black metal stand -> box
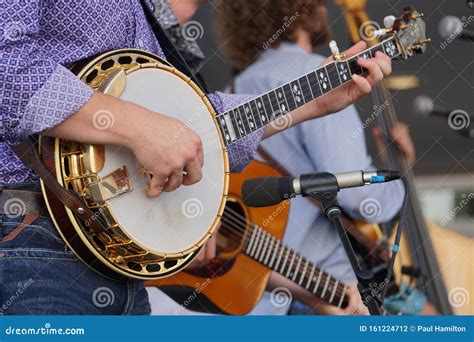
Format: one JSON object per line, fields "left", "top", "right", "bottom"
{"left": 304, "top": 181, "right": 383, "bottom": 315}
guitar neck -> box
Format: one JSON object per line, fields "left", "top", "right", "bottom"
{"left": 217, "top": 36, "right": 401, "bottom": 146}
{"left": 243, "top": 225, "right": 349, "bottom": 309}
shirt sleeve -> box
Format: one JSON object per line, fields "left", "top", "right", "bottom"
{"left": 0, "top": 2, "right": 94, "bottom": 144}
{"left": 207, "top": 92, "right": 264, "bottom": 173}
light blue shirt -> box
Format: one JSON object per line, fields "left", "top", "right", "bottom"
{"left": 232, "top": 42, "right": 405, "bottom": 315}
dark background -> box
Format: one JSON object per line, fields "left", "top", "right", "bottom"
{"left": 192, "top": 0, "right": 473, "bottom": 177}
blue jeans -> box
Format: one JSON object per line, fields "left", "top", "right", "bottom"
{"left": 0, "top": 183, "right": 150, "bottom": 315}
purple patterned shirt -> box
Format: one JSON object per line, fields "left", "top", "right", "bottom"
{"left": 0, "top": 0, "right": 262, "bottom": 185}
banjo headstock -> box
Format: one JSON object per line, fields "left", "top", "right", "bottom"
{"left": 383, "top": 7, "right": 431, "bottom": 59}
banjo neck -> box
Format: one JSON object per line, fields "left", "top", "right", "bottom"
{"left": 216, "top": 37, "right": 401, "bottom": 146}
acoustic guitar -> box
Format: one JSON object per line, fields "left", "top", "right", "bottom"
{"left": 146, "top": 161, "right": 350, "bottom": 315}
{"left": 26, "top": 8, "right": 428, "bottom": 280}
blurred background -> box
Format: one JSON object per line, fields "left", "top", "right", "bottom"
{"left": 191, "top": 0, "right": 473, "bottom": 237}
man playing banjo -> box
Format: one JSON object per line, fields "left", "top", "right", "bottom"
{"left": 0, "top": 0, "right": 391, "bottom": 314}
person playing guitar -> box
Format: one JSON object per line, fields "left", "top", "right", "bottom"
{"left": 213, "top": 0, "right": 430, "bottom": 315}
{"left": 0, "top": 0, "right": 391, "bottom": 315}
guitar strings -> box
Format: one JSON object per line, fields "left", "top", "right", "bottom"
{"left": 220, "top": 206, "right": 347, "bottom": 301}
{"left": 220, "top": 207, "right": 347, "bottom": 302}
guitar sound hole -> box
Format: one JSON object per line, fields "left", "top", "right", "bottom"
{"left": 219, "top": 200, "right": 247, "bottom": 253}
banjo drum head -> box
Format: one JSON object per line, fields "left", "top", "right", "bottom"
{"left": 99, "top": 66, "right": 226, "bottom": 255}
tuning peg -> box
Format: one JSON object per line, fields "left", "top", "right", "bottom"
{"left": 384, "top": 15, "right": 396, "bottom": 28}
{"left": 417, "top": 38, "right": 431, "bottom": 45}
{"left": 329, "top": 40, "right": 346, "bottom": 61}
{"left": 411, "top": 12, "right": 424, "bottom": 20}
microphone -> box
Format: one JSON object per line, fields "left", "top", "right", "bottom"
{"left": 438, "top": 16, "right": 474, "bottom": 41}
{"left": 242, "top": 170, "right": 400, "bottom": 208}
{"left": 413, "top": 95, "right": 473, "bottom": 119}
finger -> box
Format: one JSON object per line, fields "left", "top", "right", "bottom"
{"left": 163, "top": 170, "right": 184, "bottom": 192}
{"left": 206, "top": 233, "right": 217, "bottom": 260}
{"left": 372, "top": 127, "right": 387, "bottom": 155}
{"left": 375, "top": 50, "right": 391, "bottom": 64}
{"left": 343, "top": 41, "right": 368, "bottom": 58}
{"left": 196, "top": 142, "right": 204, "bottom": 167}
{"left": 374, "top": 52, "right": 392, "bottom": 76}
{"left": 182, "top": 160, "right": 203, "bottom": 186}
{"left": 351, "top": 74, "right": 372, "bottom": 95}
{"left": 147, "top": 174, "right": 166, "bottom": 197}
{"left": 357, "top": 58, "right": 384, "bottom": 84}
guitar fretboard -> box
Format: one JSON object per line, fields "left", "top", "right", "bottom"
{"left": 217, "top": 37, "right": 400, "bottom": 145}
{"left": 244, "top": 225, "right": 349, "bottom": 308}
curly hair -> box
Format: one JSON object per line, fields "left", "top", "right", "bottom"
{"left": 215, "top": 0, "right": 330, "bottom": 71}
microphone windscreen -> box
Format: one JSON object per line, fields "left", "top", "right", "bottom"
{"left": 242, "top": 177, "right": 293, "bottom": 207}
{"left": 438, "top": 16, "right": 463, "bottom": 39}
{"left": 413, "top": 95, "right": 433, "bottom": 117}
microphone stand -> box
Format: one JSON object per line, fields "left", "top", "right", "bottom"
{"left": 304, "top": 181, "right": 384, "bottom": 316}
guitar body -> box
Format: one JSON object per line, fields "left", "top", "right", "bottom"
{"left": 146, "top": 161, "right": 289, "bottom": 315}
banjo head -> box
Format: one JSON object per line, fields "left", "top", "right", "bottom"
{"left": 41, "top": 50, "right": 229, "bottom": 279}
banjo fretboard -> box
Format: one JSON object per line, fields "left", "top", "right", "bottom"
{"left": 217, "top": 37, "right": 400, "bottom": 145}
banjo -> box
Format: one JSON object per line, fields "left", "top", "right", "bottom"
{"left": 31, "top": 8, "right": 428, "bottom": 280}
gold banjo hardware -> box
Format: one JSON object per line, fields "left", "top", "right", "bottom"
{"left": 40, "top": 49, "right": 229, "bottom": 280}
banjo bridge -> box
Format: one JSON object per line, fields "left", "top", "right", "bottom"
{"left": 88, "top": 166, "right": 132, "bottom": 203}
